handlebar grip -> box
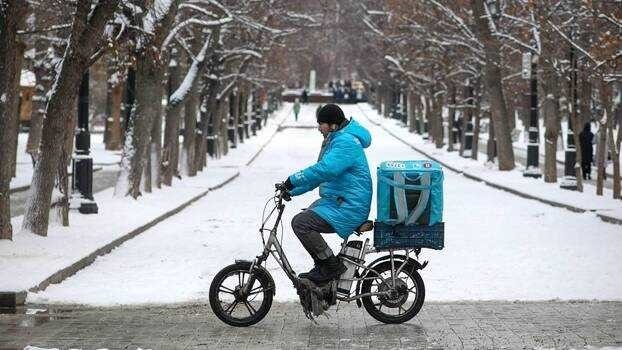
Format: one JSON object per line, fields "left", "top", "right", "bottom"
{"left": 282, "top": 191, "right": 291, "bottom": 202}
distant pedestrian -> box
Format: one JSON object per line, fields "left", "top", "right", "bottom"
{"left": 293, "top": 98, "right": 301, "bottom": 121}
{"left": 579, "top": 122, "right": 594, "bottom": 180}
{"left": 301, "top": 89, "right": 309, "bottom": 104}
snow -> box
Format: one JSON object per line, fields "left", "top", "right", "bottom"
{"left": 11, "top": 133, "right": 122, "bottom": 191}
{"left": 26, "top": 103, "right": 622, "bottom": 306}
{"left": 2, "top": 105, "right": 291, "bottom": 294}
{"left": 20, "top": 69, "right": 36, "bottom": 87}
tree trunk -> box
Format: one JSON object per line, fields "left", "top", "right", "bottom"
{"left": 26, "top": 13, "right": 53, "bottom": 165}
{"left": 423, "top": 96, "right": 431, "bottom": 139}
{"left": 613, "top": 83, "right": 622, "bottom": 200}
{"left": 182, "top": 83, "right": 198, "bottom": 176}
{"left": 541, "top": 60, "right": 560, "bottom": 182}
{"left": 471, "top": 88, "right": 481, "bottom": 161}
{"left": 149, "top": 81, "right": 164, "bottom": 189}
{"left": 447, "top": 84, "right": 456, "bottom": 151}
{"left": 603, "top": 84, "right": 620, "bottom": 199}
{"left": 118, "top": 57, "right": 164, "bottom": 197}
{"left": 104, "top": 59, "right": 123, "bottom": 151}
{"left": 232, "top": 88, "right": 240, "bottom": 146}
{"left": 220, "top": 97, "right": 229, "bottom": 156}
{"left": 433, "top": 92, "right": 444, "bottom": 148}
{"left": 472, "top": 0, "right": 515, "bottom": 170}
{"left": 0, "top": 0, "right": 27, "bottom": 240}
{"left": 595, "top": 83, "right": 608, "bottom": 196}
{"left": 23, "top": 0, "right": 119, "bottom": 235}
{"left": 162, "top": 53, "right": 183, "bottom": 186}
{"left": 487, "top": 114, "right": 496, "bottom": 162}
{"left": 407, "top": 91, "right": 416, "bottom": 133}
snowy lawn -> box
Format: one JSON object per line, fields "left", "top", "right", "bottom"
{"left": 1, "top": 104, "right": 292, "bottom": 293}
{"left": 11, "top": 133, "right": 122, "bottom": 191}
{"left": 358, "top": 104, "right": 622, "bottom": 222}
{"left": 28, "top": 103, "right": 622, "bottom": 306}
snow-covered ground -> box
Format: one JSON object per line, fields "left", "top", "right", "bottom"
{"left": 11, "top": 133, "right": 122, "bottom": 191}
{"left": 1, "top": 104, "right": 291, "bottom": 293}
{"left": 27, "top": 103, "right": 622, "bottom": 306}
{"left": 360, "top": 104, "right": 622, "bottom": 222}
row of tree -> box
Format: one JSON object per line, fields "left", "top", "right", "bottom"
{"left": 353, "top": 0, "right": 620, "bottom": 198}
{"left": 0, "top": 0, "right": 316, "bottom": 240}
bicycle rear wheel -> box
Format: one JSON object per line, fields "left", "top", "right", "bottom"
{"left": 360, "top": 260, "right": 425, "bottom": 324}
{"left": 209, "top": 262, "right": 274, "bottom": 327}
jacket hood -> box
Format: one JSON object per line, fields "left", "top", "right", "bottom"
{"left": 340, "top": 118, "right": 371, "bottom": 148}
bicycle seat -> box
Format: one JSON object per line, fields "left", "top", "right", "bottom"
{"left": 354, "top": 220, "right": 374, "bottom": 235}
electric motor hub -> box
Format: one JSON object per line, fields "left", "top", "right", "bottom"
{"left": 378, "top": 278, "right": 409, "bottom": 308}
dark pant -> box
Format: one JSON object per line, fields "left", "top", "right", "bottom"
{"left": 582, "top": 162, "right": 591, "bottom": 180}
{"left": 292, "top": 210, "right": 336, "bottom": 260}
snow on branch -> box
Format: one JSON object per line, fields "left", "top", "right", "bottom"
{"left": 384, "top": 55, "right": 433, "bottom": 84}
{"left": 161, "top": 16, "right": 232, "bottom": 50}
{"left": 179, "top": 3, "right": 219, "bottom": 18}
{"left": 143, "top": 0, "right": 174, "bottom": 34}
{"left": 234, "top": 15, "right": 282, "bottom": 35}
{"left": 169, "top": 37, "right": 211, "bottom": 105}
{"left": 547, "top": 20, "right": 601, "bottom": 65}
{"left": 501, "top": 13, "right": 538, "bottom": 28}
{"left": 361, "top": 16, "right": 384, "bottom": 37}
{"left": 426, "top": 0, "right": 478, "bottom": 43}
{"left": 493, "top": 32, "right": 538, "bottom": 54}
{"left": 284, "top": 11, "right": 316, "bottom": 24}
{"left": 220, "top": 49, "right": 262, "bottom": 62}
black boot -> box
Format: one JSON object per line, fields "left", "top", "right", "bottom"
{"left": 305, "top": 256, "right": 347, "bottom": 284}
{"left": 298, "top": 257, "right": 321, "bottom": 280}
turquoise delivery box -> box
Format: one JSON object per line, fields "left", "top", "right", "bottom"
{"left": 374, "top": 160, "right": 444, "bottom": 250}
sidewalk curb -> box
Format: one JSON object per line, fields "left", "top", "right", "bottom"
{"left": 358, "top": 105, "right": 621, "bottom": 226}
{"left": 1, "top": 107, "right": 293, "bottom": 308}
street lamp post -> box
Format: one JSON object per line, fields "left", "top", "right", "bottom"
{"left": 72, "top": 70, "right": 98, "bottom": 214}
{"left": 560, "top": 45, "right": 578, "bottom": 190}
{"left": 524, "top": 53, "right": 542, "bottom": 178}
{"left": 461, "top": 80, "right": 474, "bottom": 158}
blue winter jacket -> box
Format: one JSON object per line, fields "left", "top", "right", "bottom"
{"left": 288, "top": 118, "right": 373, "bottom": 239}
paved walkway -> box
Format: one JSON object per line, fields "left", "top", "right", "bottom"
{"left": 1, "top": 301, "right": 620, "bottom": 349}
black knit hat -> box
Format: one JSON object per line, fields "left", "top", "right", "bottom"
{"left": 316, "top": 104, "right": 346, "bottom": 125}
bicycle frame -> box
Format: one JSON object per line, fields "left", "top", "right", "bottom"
{"left": 242, "top": 189, "right": 420, "bottom": 302}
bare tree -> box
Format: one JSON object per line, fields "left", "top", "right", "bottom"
{"left": 0, "top": 0, "right": 28, "bottom": 240}
{"left": 22, "top": 0, "right": 120, "bottom": 236}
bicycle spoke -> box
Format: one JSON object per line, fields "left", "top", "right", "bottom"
{"left": 373, "top": 302, "right": 383, "bottom": 311}
{"left": 248, "top": 286, "right": 265, "bottom": 296}
{"left": 219, "top": 286, "right": 235, "bottom": 294}
{"left": 224, "top": 300, "right": 239, "bottom": 315}
{"left": 243, "top": 301, "right": 257, "bottom": 316}
{"left": 399, "top": 305, "right": 405, "bottom": 315}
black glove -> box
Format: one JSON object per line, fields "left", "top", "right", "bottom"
{"left": 283, "top": 177, "right": 293, "bottom": 190}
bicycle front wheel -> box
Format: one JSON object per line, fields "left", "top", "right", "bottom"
{"left": 209, "top": 262, "right": 274, "bottom": 327}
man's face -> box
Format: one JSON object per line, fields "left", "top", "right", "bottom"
{"left": 317, "top": 122, "right": 333, "bottom": 137}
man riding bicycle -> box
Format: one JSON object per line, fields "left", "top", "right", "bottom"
{"left": 283, "top": 104, "right": 372, "bottom": 283}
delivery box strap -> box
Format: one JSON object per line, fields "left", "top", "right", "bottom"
{"left": 388, "top": 173, "right": 431, "bottom": 225}
{"left": 378, "top": 175, "right": 432, "bottom": 191}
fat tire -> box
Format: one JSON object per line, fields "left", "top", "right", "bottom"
{"left": 361, "top": 260, "right": 425, "bottom": 324}
{"left": 209, "top": 262, "right": 273, "bottom": 327}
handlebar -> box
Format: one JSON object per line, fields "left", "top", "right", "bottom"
{"left": 275, "top": 183, "right": 291, "bottom": 202}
